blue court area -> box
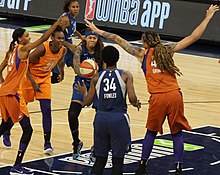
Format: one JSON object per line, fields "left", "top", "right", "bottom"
{"left": 0, "top": 126, "right": 219, "bottom": 175}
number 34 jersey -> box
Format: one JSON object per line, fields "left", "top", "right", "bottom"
{"left": 95, "top": 69, "right": 127, "bottom": 113}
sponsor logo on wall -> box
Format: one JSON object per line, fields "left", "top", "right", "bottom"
{"left": 0, "top": 0, "right": 31, "bottom": 11}
{"left": 84, "top": 0, "right": 171, "bottom": 29}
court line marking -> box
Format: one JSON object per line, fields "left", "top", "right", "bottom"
{"left": 210, "top": 160, "right": 220, "bottom": 166}
{"left": 169, "top": 167, "right": 194, "bottom": 172}
{"left": 0, "top": 125, "right": 219, "bottom": 169}
{"left": 26, "top": 167, "right": 60, "bottom": 175}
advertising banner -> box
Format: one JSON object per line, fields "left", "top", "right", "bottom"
{"left": 0, "top": 0, "right": 219, "bottom": 42}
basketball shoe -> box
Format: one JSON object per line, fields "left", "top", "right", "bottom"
{"left": 73, "top": 140, "right": 83, "bottom": 159}
{"left": 175, "top": 162, "right": 183, "bottom": 175}
{"left": 89, "top": 145, "right": 96, "bottom": 163}
{"left": 10, "top": 164, "right": 34, "bottom": 175}
{"left": 135, "top": 159, "right": 148, "bottom": 175}
{"left": 2, "top": 130, "right": 11, "bottom": 148}
{"left": 44, "top": 142, "right": 54, "bottom": 155}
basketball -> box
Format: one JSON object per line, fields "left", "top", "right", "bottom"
{"left": 80, "top": 59, "right": 99, "bottom": 78}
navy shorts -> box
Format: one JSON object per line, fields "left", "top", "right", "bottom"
{"left": 71, "top": 76, "right": 91, "bottom": 101}
{"left": 93, "top": 111, "right": 131, "bottom": 158}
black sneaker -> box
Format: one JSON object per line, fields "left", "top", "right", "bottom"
{"left": 89, "top": 146, "right": 96, "bottom": 163}
{"left": 135, "top": 160, "right": 148, "bottom": 175}
{"left": 175, "top": 162, "right": 183, "bottom": 175}
{"left": 73, "top": 141, "right": 83, "bottom": 159}
{"left": 175, "top": 170, "right": 183, "bottom": 175}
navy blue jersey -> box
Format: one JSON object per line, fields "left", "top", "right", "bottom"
{"left": 81, "top": 43, "right": 95, "bottom": 62}
{"left": 64, "top": 12, "right": 76, "bottom": 43}
{"left": 96, "top": 69, "right": 127, "bottom": 112}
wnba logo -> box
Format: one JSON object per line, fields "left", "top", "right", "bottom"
{"left": 84, "top": 0, "right": 96, "bottom": 20}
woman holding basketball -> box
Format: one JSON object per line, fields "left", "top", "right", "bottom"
{"left": 68, "top": 29, "right": 104, "bottom": 159}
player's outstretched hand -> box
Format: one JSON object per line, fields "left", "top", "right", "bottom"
{"left": 84, "top": 19, "right": 99, "bottom": 33}
{"left": 75, "top": 80, "right": 87, "bottom": 96}
{"left": 205, "top": 5, "right": 219, "bottom": 20}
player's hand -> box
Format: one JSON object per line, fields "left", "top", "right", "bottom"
{"left": 135, "top": 100, "right": 141, "bottom": 111}
{"left": 32, "top": 82, "right": 42, "bottom": 93}
{"left": 57, "top": 74, "right": 64, "bottom": 82}
{"left": 205, "top": 5, "right": 219, "bottom": 20}
{"left": 84, "top": 19, "right": 98, "bottom": 33}
{"left": 218, "top": 59, "right": 220, "bottom": 63}
{"left": 136, "top": 100, "right": 141, "bottom": 111}
{"left": 75, "top": 80, "right": 87, "bottom": 96}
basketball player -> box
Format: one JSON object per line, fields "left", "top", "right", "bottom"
{"left": 1, "top": 27, "right": 66, "bottom": 155}
{"left": 68, "top": 29, "right": 104, "bottom": 159}
{"left": 51, "top": 0, "right": 84, "bottom": 83}
{"left": 22, "top": 26, "right": 66, "bottom": 155}
{"left": 0, "top": 46, "right": 14, "bottom": 147}
{"left": 85, "top": 4, "right": 219, "bottom": 175}
{"left": 0, "top": 18, "right": 64, "bottom": 175}
{"left": 76, "top": 45, "right": 141, "bottom": 175}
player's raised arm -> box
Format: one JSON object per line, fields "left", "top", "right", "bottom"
{"left": 84, "top": 19, "right": 145, "bottom": 62}
{"left": 174, "top": 5, "right": 219, "bottom": 52}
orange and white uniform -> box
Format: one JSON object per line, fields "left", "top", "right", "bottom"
{"left": 22, "top": 41, "right": 64, "bottom": 102}
{"left": 0, "top": 44, "right": 29, "bottom": 123}
{"left": 142, "top": 45, "right": 191, "bottom": 134}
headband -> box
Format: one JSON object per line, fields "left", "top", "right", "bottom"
{"left": 85, "top": 31, "right": 99, "bottom": 37}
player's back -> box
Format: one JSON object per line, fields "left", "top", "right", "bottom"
{"left": 0, "top": 45, "right": 28, "bottom": 96}
{"left": 96, "top": 69, "right": 127, "bottom": 112}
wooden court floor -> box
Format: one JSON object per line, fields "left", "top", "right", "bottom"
{"left": 0, "top": 28, "right": 220, "bottom": 167}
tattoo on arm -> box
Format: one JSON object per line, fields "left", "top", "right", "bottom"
{"left": 73, "top": 46, "right": 82, "bottom": 75}
{"left": 102, "top": 32, "right": 143, "bottom": 57}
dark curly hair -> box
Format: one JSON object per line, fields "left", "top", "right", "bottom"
{"left": 102, "top": 46, "right": 119, "bottom": 67}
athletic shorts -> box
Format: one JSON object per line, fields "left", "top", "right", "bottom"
{"left": 146, "top": 90, "right": 191, "bottom": 134}
{"left": 71, "top": 76, "right": 90, "bottom": 102}
{"left": 22, "top": 76, "right": 51, "bottom": 102}
{"left": 0, "top": 93, "right": 29, "bottom": 123}
{"left": 94, "top": 111, "right": 131, "bottom": 158}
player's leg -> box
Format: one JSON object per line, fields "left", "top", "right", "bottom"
{"left": 39, "top": 99, "right": 54, "bottom": 155}
{"left": 10, "top": 115, "right": 33, "bottom": 175}
{"left": 90, "top": 112, "right": 109, "bottom": 174}
{"left": 172, "top": 131, "right": 184, "bottom": 175}
{"left": 68, "top": 101, "right": 83, "bottom": 158}
{"left": 110, "top": 113, "right": 131, "bottom": 175}
{"left": 167, "top": 91, "right": 191, "bottom": 175}
{"left": 0, "top": 118, "right": 14, "bottom": 147}
{"left": 136, "top": 94, "right": 166, "bottom": 175}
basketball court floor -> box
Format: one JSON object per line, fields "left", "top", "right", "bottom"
{"left": 0, "top": 18, "right": 220, "bottom": 175}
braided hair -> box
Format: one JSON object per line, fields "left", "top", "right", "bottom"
{"left": 142, "top": 31, "right": 182, "bottom": 76}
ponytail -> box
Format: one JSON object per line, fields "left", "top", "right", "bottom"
{"left": 9, "top": 40, "right": 16, "bottom": 53}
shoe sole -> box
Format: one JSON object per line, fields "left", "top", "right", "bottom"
{"left": 44, "top": 148, "right": 54, "bottom": 156}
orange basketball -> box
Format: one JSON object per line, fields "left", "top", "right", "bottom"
{"left": 80, "top": 59, "right": 99, "bottom": 78}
